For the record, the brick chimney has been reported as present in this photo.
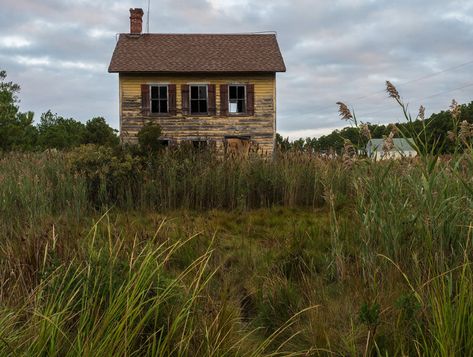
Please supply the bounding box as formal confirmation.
[129,8,144,35]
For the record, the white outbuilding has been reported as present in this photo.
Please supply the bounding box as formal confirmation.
[366,138,417,159]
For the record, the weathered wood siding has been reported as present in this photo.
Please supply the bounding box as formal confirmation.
[119,73,277,154]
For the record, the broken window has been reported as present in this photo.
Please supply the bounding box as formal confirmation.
[224,136,251,157]
[158,139,170,147]
[190,85,208,114]
[192,140,208,150]
[229,85,246,114]
[150,85,168,114]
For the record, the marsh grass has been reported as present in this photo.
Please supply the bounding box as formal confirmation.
[0,215,319,356]
[2,87,473,354]
[2,147,473,355]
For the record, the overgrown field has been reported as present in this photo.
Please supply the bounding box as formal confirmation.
[1,147,473,356]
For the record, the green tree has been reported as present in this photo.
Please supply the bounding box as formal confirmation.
[84,117,119,147]
[37,110,86,149]
[0,70,37,151]
[275,133,292,151]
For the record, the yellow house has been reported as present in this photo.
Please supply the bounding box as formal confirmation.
[108,8,286,154]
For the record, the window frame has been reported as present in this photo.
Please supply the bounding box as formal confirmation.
[149,84,169,115]
[189,84,209,115]
[228,84,247,115]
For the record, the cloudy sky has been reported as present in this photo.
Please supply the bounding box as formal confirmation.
[1,0,472,139]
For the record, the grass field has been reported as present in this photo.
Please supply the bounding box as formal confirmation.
[1,142,473,356]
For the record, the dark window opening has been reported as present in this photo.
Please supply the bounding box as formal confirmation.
[192,140,208,150]
[229,85,246,114]
[151,85,168,114]
[158,139,170,147]
[190,85,208,114]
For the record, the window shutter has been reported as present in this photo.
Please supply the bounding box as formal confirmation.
[169,84,177,116]
[208,84,216,116]
[141,84,150,115]
[220,84,228,116]
[181,85,189,115]
[247,84,255,116]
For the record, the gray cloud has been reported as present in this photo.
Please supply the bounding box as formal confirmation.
[1,0,472,138]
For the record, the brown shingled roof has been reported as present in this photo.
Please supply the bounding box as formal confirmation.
[108,33,286,73]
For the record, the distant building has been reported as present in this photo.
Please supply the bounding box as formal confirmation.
[366,138,417,159]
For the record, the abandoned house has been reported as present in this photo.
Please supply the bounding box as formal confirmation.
[108,8,286,154]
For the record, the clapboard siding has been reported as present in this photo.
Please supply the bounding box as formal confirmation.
[119,73,277,153]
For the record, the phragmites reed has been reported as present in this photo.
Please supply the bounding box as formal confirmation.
[459,120,473,145]
[450,99,461,121]
[382,131,395,155]
[387,123,399,136]
[418,105,426,120]
[336,102,353,121]
[447,130,457,142]
[342,139,356,169]
[385,81,400,101]
[360,123,371,140]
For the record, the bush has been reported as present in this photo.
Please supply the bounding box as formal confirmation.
[137,122,163,152]
[67,144,142,207]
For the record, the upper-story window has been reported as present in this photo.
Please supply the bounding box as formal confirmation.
[190,85,208,114]
[150,85,168,114]
[229,85,246,114]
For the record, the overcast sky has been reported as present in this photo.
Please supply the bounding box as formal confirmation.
[1,0,472,139]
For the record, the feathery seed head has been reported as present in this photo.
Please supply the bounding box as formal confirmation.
[382,131,395,154]
[360,123,371,139]
[450,99,461,121]
[386,81,400,100]
[342,139,355,169]
[388,124,399,136]
[418,105,425,121]
[447,130,457,142]
[459,120,473,144]
[336,102,353,121]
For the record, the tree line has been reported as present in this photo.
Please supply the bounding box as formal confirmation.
[0,70,119,151]
[277,101,473,154]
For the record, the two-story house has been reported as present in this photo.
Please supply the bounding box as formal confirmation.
[108,8,286,154]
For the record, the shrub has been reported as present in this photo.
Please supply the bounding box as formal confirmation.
[137,122,163,152]
[67,144,142,207]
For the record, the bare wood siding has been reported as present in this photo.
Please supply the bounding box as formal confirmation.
[119,73,276,154]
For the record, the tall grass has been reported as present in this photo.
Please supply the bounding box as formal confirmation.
[0,216,313,356]
[2,148,473,354]
[1,91,473,354]
[0,148,334,237]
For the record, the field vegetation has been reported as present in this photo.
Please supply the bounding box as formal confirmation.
[1,72,473,355]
